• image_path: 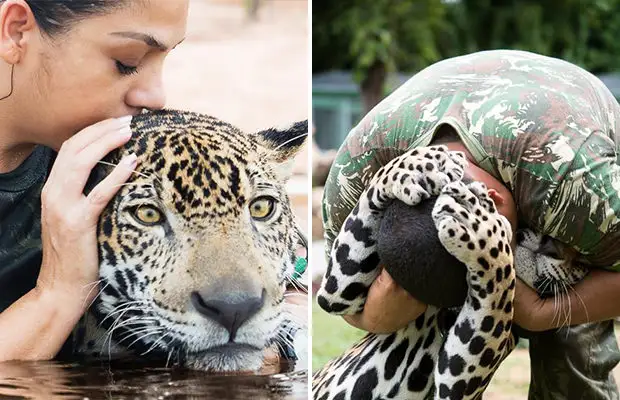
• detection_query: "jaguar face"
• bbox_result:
[89,110,307,371]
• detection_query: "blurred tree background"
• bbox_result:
[313,0,620,113]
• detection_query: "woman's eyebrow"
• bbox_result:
[110,31,168,51]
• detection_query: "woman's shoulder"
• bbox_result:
[0,146,55,194]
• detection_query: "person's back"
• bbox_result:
[323,49,620,269]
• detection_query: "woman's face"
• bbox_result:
[4,0,189,149]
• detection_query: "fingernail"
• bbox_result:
[117,116,133,130]
[119,126,133,138]
[123,153,137,166]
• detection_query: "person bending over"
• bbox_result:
[322,49,620,399]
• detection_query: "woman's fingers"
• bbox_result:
[42,116,136,234]
[69,126,133,191]
[85,153,138,216]
[60,116,132,154]
[45,118,133,202]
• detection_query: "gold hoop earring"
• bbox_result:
[0,64,14,101]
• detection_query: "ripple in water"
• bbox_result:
[0,359,308,399]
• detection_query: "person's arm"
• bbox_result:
[0,116,136,361]
[0,284,94,360]
[514,269,620,331]
[342,268,427,334]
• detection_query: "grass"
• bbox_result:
[311,301,365,371]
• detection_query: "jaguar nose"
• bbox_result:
[190,288,266,340]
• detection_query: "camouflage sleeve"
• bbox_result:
[321,142,370,259]
[321,146,366,261]
[543,131,620,271]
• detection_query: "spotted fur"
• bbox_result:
[69,110,308,372]
[316,146,468,315]
[514,229,589,299]
[313,147,587,399]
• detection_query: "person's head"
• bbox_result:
[439,139,519,236]
[0,0,189,149]
[462,165,518,237]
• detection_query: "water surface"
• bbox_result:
[0,359,307,399]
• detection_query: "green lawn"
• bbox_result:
[311,301,366,371]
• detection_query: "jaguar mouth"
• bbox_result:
[192,343,263,356]
[183,343,266,372]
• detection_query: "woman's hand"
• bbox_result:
[36,116,137,305]
[0,116,139,361]
[343,268,428,334]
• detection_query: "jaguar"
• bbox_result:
[68,109,308,373]
[313,146,588,399]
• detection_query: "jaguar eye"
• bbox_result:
[249,196,276,220]
[133,205,164,225]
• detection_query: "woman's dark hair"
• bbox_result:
[24,0,127,36]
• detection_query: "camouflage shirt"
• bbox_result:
[322,50,620,270]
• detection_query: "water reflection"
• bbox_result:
[0,360,308,399]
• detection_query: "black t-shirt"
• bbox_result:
[0,146,54,312]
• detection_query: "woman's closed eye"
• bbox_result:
[115,60,139,76]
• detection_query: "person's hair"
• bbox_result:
[22,0,129,36]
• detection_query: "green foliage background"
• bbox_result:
[313,0,620,87]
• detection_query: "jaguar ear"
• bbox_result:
[254,120,308,181]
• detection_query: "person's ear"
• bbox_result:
[487,188,506,206]
[0,0,36,65]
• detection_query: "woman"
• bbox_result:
[0,0,188,361]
